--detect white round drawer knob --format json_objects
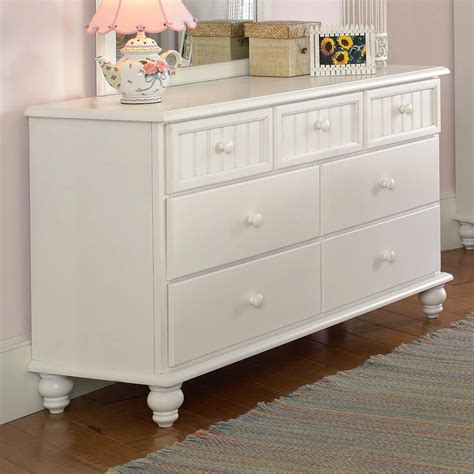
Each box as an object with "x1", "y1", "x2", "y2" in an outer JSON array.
[
  {"x1": 246, "y1": 213, "x2": 263, "y2": 227},
  {"x1": 250, "y1": 294, "x2": 264, "y2": 308},
  {"x1": 217, "y1": 140, "x2": 234, "y2": 154},
  {"x1": 381, "y1": 178, "x2": 396, "y2": 190},
  {"x1": 383, "y1": 250, "x2": 397, "y2": 263},
  {"x1": 399, "y1": 104, "x2": 413, "y2": 115},
  {"x1": 314, "y1": 119, "x2": 330, "y2": 132}
]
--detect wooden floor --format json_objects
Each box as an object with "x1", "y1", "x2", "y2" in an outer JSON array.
[{"x1": 1, "y1": 249, "x2": 473, "y2": 473}]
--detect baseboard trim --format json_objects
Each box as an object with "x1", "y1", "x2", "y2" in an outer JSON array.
[
  {"x1": 0, "y1": 336, "x2": 112, "y2": 425},
  {"x1": 441, "y1": 192, "x2": 462, "y2": 250}
]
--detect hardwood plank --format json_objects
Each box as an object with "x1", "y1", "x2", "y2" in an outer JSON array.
[
  {"x1": 384, "y1": 300, "x2": 470, "y2": 325},
  {"x1": 182, "y1": 385, "x2": 250, "y2": 422},
  {"x1": 0, "y1": 457, "x2": 31, "y2": 474},
  {"x1": 84, "y1": 383, "x2": 148, "y2": 405},
  {"x1": 64, "y1": 402, "x2": 164, "y2": 445},
  {"x1": 191, "y1": 373, "x2": 281, "y2": 408},
  {"x1": 441, "y1": 284, "x2": 474, "y2": 305},
  {"x1": 341, "y1": 318, "x2": 418, "y2": 345},
  {"x1": 0, "y1": 425, "x2": 99, "y2": 474},
  {"x1": 10, "y1": 411, "x2": 142, "y2": 472},
  {"x1": 248, "y1": 348, "x2": 339, "y2": 380},
  {"x1": 309, "y1": 327, "x2": 393, "y2": 357},
  {"x1": 276, "y1": 337, "x2": 367, "y2": 370},
  {"x1": 358, "y1": 308, "x2": 454, "y2": 335},
  {"x1": 459, "y1": 281, "x2": 474, "y2": 291},
  {"x1": 126, "y1": 434, "x2": 185, "y2": 457}
]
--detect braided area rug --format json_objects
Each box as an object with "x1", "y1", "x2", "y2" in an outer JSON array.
[{"x1": 110, "y1": 316, "x2": 474, "y2": 473}]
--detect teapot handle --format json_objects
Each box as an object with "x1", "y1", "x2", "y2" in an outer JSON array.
[{"x1": 161, "y1": 50, "x2": 183, "y2": 76}]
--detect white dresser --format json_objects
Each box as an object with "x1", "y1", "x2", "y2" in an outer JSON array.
[{"x1": 27, "y1": 65, "x2": 452, "y2": 427}]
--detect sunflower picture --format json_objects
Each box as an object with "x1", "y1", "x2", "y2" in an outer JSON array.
[{"x1": 319, "y1": 34, "x2": 367, "y2": 67}]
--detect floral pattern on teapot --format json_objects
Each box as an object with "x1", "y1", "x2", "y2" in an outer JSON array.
[{"x1": 96, "y1": 33, "x2": 182, "y2": 105}]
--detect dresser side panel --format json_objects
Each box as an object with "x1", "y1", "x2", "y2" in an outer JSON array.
[{"x1": 29, "y1": 118, "x2": 155, "y2": 373}]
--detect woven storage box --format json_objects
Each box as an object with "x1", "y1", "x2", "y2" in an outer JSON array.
[
  {"x1": 244, "y1": 21, "x2": 321, "y2": 77},
  {"x1": 188, "y1": 21, "x2": 251, "y2": 66}
]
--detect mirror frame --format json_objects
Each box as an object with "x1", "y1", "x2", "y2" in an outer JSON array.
[{"x1": 95, "y1": 0, "x2": 273, "y2": 96}]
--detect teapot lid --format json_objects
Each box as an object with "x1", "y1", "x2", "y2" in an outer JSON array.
[{"x1": 121, "y1": 33, "x2": 162, "y2": 55}]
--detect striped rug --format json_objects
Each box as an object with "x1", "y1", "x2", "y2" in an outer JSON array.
[{"x1": 110, "y1": 316, "x2": 474, "y2": 473}]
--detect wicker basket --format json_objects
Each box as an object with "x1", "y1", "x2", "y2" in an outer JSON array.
[
  {"x1": 188, "y1": 21, "x2": 251, "y2": 66},
  {"x1": 244, "y1": 21, "x2": 321, "y2": 77}
]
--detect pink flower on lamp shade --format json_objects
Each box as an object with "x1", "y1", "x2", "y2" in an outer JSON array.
[
  {"x1": 155, "y1": 59, "x2": 169, "y2": 73},
  {"x1": 144, "y1": 62, "x2": 158, "y2": 75}
]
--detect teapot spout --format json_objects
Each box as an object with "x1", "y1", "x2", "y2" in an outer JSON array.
[{"x1": 96, "y1": 56, "x2": 121, "y2": 90}]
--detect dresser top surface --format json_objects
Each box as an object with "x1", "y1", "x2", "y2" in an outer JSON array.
[{"x1": 26, "y1": 65, "x2": 449, "y2": 123}]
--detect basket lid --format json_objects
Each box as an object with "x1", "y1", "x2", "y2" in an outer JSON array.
[
  {"x1": 244, "y1": 21, "x2": 321, "y2": 39},
  {"x1": 188, "y1": 20, "x2": 252, "y2": 38}
]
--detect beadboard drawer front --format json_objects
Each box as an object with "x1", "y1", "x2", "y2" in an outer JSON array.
[
  {"x1": 167, "y1": 167, "x2": 320, "y2": 280},
  {"x1": 169, "y1": 243, "x2": 321, "y2": 367},
  {"x1": 166, "y1": 109, "x2": 273, "y2": 193},
  {"x1": 323, "y1": 207, "x2": 440, "y2": 312},
  {"x1": 274, "y1": 93, "x2": 363, "y2": 168},
  {"x1": 366, "y1": 79, "x2": 440, "y2": 149},
  {"x1": 321, "y1": 137, "x2": 440, "y2": 234}
]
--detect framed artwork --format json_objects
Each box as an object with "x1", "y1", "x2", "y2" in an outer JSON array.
[{"x1": 310, "y1": 25, "x2": 376, "y2": 77}]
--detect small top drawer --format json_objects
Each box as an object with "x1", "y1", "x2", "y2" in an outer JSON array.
[
  {"x1": 274, "y1": 92, "x2": 363, "y2": 169},
  {"x1": 365, "y1": 79, "x2": 440, "y2": 149},
  {"x1": 166, "y1": 109, "x2": 273, "y2": 193}
]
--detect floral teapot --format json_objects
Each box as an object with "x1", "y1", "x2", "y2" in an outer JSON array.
[{"x1": 97, "y1": 32, "x2": 182, "y2": 104}]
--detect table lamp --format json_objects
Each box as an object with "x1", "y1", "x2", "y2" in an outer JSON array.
[{"x1": 87, "y1": 0, "x2": 197, "y2": 104}]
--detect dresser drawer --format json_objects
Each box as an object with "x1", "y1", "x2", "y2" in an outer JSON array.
[
  {"x1": 167, "y1": 167, "x2": 320, "y2": 279},
  {"x1": 322, "y1": 207, "x2": 440, "y2": 312},
  {"x1": 169, "y1": 243, "x2": 321, "y2": 366},
  {"x1": 321, "y1": 137, "x2": 439, "y2": 234},
  {"x1": 274, "y1": 93, "x2": 363, "y2": 168},
  {"x1": 166, "y1": 109, "x2": 273, "y2": 193},
  {"x1": 366, "y1": 79, "x2": 440, "y2": 149}
]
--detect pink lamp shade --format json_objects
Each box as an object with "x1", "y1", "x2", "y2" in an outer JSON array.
[{"x1": 87, "y1": 0, "x2": 197, "y2": 35}]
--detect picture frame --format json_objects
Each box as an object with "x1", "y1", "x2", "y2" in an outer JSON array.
[{"x1": 310, "y1": 25, "x2": 376, "y2": 77}]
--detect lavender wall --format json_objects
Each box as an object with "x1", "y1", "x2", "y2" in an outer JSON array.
[
  {"x1": 0, "y1": 0, "x2": 456, "y2": 342},
  {"x1": 0, "y1": 0, "x2": 96, "y2": 341}
]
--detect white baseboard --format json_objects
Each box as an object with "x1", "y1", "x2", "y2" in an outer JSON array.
[
  {"x1": 440, "y1": 192, "x2": 462, "y2": 251},
  {"x1": 0, "y1": 336, "x2": 112, "y2": 425}
]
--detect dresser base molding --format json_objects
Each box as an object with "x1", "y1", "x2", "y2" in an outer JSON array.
[
  {"x1": 29, "y1": 272, "x2": 452, "y2": 423},
  {"x1": 38, "y1": 374, "x2": 74, "y2": 415}
]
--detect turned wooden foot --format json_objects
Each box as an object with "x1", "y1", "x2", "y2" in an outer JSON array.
[
  {"x1": 459, "y1": 222, "x2": 474, "y2": 250},
  {"x1": 419, "y1": 285, "x2": 447, "y2": 320},
  {"x1": 38, "y1": 374, "x2": 74, "y2": 414},
  {"x1": 147, "y1": 384, "x2": 184, "y2": 428}
]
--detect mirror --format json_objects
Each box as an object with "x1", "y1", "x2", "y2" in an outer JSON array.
[
  {"x1": 116, "y1": 1, "x2": 257, "y2": 68},
  {"x1": 95, "y1": 0, "x2": 341, "y2": 95}
]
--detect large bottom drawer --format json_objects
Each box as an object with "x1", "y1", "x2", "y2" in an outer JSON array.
[
  {"x1": 169, "y1": 243, "x2": 321, "y2": 367},
  {"x1": 322, "y1": 207, "x2": 440, "y2": 312}
]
